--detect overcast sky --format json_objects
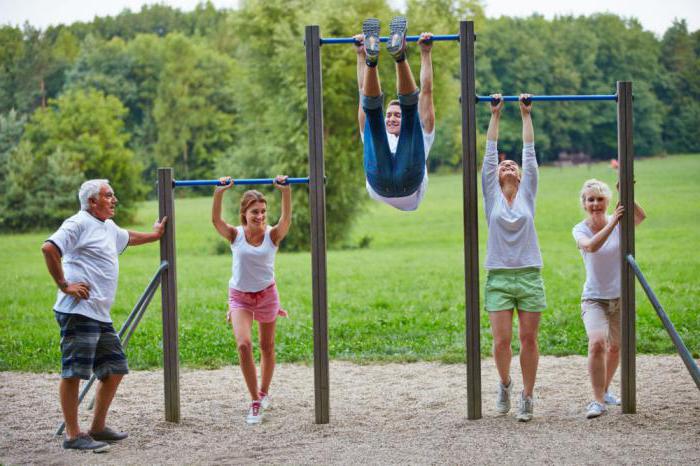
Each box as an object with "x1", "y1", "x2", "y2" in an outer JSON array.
[{"x1": 0, "y1": 0, "x2": 697, "y2": 37}]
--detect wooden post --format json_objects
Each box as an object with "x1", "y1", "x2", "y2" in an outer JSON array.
[
  {"x1": 460, "y1": 20, "x2": 482, "y2": 420},
  {"x1": 157, "y1": 168, "x2": 180, "y2": 422},
  {"x1": 617, "y1": 81, "x2": 636, "y2": 414},
  {"x1": 305, "y1": 25, "x2": 330, "y2": 424}
]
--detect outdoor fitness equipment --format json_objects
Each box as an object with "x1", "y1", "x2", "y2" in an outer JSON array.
[{"x1": 305, "y1": 20, "x2": 636, "y2": 422}]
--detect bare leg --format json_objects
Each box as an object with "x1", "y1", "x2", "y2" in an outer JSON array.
[
  {"x1": 231, "y1": 310, "x2": 259, "y2": 400},
  {"x1": 89, "y1": 374, "x2": 124, "y2": 432},
  {"x1": 489, "y1": 310, "x2": 514, "y2": 385},
  {"x1": 363, "y1": 64, "x2": 381, "y2": 98},
  {"x1": 259, "y1": 320, "x2": 277, "y2": 394},
  {"x1": 605, "y1": 341, "x2": 620, "y2": 393},
  {"x1": 395, "y1": 60, "x2": 418, "y2": 96},
  {"x1": 518, "y1": 310, "x2": 541, "y2": 397},
  {"x1": 588, "y1": 333, "x2": 608, "y2": 403},
  {"x1": 59, "y1": 377, "x2": 81, "y2": 439}
]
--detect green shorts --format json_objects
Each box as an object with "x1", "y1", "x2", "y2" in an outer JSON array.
[{"x1": 484, "y1": 268, "x2": 546, "y2": 312}]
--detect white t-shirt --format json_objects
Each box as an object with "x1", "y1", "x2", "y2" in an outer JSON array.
[
  {"x1": 572, "y1": 219, "x2": 621, "y2": 299},
  {"x1": 361, "y1": 127, "x2": 435, "y2": 211},
  {"x1": 481, "y1": 140, "x2": 543, "y2": 269},
  {"x1": 47, "y1": 210, "x2": 130, "y2": 323},
  {"x1": 229, "y1": 226, "x2": 278, "y2": 292}
]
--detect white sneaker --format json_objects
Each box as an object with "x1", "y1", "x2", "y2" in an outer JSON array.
[
  {"x1": 586, "y1": 400, "x2": 607, "y2": 419},
  {"x1": 514, "y1": 392, "x2": 534, "y2": 422},
  {"x1": 495, "y1": 379, "x2": 512, "y2": 414},
  {"x1": 259, "y1": 391, "x2": 272, "y2": 410},
  {"x1": 245, "y1": 401, "x2": 263, "y2": 425},
  {"x1": 604, "y1": 391, "x2": 621, "y2": 406}
]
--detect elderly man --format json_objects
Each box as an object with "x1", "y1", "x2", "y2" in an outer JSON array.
[{"x1": 41, "y1": 179, "x2": 166, "y2": 452}]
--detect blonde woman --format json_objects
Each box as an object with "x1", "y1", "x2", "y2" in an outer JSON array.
[{"x1": 572, "y1": 179, "x2": 645, "y2": 418}]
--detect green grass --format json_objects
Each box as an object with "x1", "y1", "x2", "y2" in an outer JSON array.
[{"x1": 1, "y1": 155, "x2": 699, "y2": 371}]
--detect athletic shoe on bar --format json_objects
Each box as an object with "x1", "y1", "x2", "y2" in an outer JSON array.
[
  {"x1": 246, "y1": 401, "x2": 263, "y2": 425},
  {"x1": 586, "y1": 400, "x2": 607, "y2": 419},
  {"x1": 604, "y1": 391, "x2": 621, "y2": 406},
  {"x1": 259, "y1": 391, "x2": 272, "y2": 410},
  {"x1": 387, "y1": 16, "x2": 408, "y2": 62},
  {"x1": 515, "y1": 391, "x2": 534, "y2": 422},
  {"x1": 362, "y1": 18, "x2": 380, "y2": 68},
  {"x1": 495, "y1": 378, "x2": 512, "y2": 414},
  {"x1": 63, "y1": 434, "x2": 110, "y2": 453}
]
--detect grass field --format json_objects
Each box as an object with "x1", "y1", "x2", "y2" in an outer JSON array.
[{"x1": 1, "y1": 155, "x2": 698, "y2": 371}]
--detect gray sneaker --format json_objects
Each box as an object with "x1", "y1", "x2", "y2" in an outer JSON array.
[
  {"x1": 586, "y1": 400, "x2": 607, "y2": 419},
  {"x1": 515, "y1": 392, "x2": 534, "y2": 422},
  {"x1": 495, "y1": 379, "x2": 512, "y2": 414},
  {"x1": 604, "y1": 391, "x2": 621, "y2": 406},
  {"x1": 63, "y1": 434, "x2": 110, "y2": 453},
  {"x1": 88, "y1": 427, "x2": 128, "y2": 442}
]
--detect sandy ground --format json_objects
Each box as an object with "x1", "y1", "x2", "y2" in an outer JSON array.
[{"x1": 1, "y1": 355, "x2": 699, "y2": 465}]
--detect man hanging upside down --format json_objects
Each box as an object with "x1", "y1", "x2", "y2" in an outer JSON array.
[{"x1": 354, "y1": 16, "x2": 435, "y2": 211}]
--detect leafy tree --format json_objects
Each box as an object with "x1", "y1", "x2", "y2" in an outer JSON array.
[
  {"x1": 19, "y1": 88, "x2": 143, "y2": 223},
  {"x1": 0, "y1": 110, "x2": 26, "y2": 197}
]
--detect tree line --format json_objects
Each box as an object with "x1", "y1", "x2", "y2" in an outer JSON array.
[{"x1": 0, "y1": 0, "x2": 697, "y2": 248}]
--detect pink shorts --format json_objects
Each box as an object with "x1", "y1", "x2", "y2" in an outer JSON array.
[{"x1": 227, "y1": 282, "x2": 288, "y2": 323}]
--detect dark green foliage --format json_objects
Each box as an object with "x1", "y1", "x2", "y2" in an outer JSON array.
[{"x1": 0, "y1": 3, "x2": 697, "y2": 236}]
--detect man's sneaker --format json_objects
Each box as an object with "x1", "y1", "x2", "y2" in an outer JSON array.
[
  {"x1": 245, "y1": 401, "x2": 263, "y2": 425},
  {"x1": 362, "y1": 18, "x2": 380, "y2": 68},
  {"x1": 495, "y1": 379, "x2": 512, "y2": 414},
  {"x1": 62, "y1": 434, "x2": 110, "y2": 453},
  {"x1": 88, "y1": 427, "x2": 128, "y2": 442},
  {"x1": 259, "y1": 391, "x2": 272, "y2": 410},
  {"x1": 586, "y1": 400, "x2": 607, "y2": 419},
  {"x1": 514, "y1": 392, "x2": 534, "y2": 422},
  {"x1": 604, "y1": 391, "x2": 621, "y2": 406},
  {"x1": 387, "y1": 16, "x2": 408, "y2": 62}
]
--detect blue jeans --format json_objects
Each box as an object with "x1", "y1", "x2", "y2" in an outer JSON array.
[{"x1": 362, "y1": 91, "x2": 425, "y2": 198}]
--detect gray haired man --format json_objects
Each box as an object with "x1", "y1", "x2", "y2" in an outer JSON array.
[{"x1": 41, "y1": 179, "x2": 167, "y2": 452}]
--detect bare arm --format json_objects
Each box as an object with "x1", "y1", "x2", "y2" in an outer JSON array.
[
  {"x1": 634, "y1": 201, "x2": 646, "y2": 226},
  {"x1": 578, "y1": 206, "x2": 623, "y2": 253},
  {"x1": 41, "y1": 242, "x2": 90, "y2": 299},
  {"x1": 128, "y1": 216, "x2": 167, "y2": 246},
  {"x1": 212, "y1": 177, "x2": 237, "y2": 242},
  {"x1": 354, "y1": 34, "x2": 366, "y2": 134},
  {"x1": 270, "y1": 175, "x2": 292, "y2": 246},
  {"x1": 486, "y1": 93, "x2": 503, "y2": 141},
  {"x1": 418, "y1": 33, "x2": 435, "y2": 133}
]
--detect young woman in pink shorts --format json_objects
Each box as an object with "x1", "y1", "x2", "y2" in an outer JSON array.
[{"x1": 212, "y1": 175, "x2": 292, "y2": 425}]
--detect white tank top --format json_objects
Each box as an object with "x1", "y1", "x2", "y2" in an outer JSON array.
[{"x1": 228, "y1": 226, "x2": 277, "y2": 292}]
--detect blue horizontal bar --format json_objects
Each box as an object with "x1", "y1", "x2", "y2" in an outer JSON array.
[
  {"x1": 476, "y1": 94, "x2": 617, "y2": 102},
  {"x1": 174, "y1": 177, "x2": 310, "y2": 187},
  {"x1": 321, "y1": 34, "x2": 459, "y2": 44}
]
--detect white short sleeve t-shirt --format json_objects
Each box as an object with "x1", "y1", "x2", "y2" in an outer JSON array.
[
  {"x1": 361, "y1": 127, "x2": 435, "y2": 211},
  {"x1": 572, "y1": 219, "x2": 621, "y2": 299},
  {"x1": 47, "y1": 210, "x2": 129, "y2": 323}
]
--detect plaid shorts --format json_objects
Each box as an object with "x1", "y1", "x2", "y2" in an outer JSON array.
[{"x1": 54, "y1": 311, "x2": 129, "y2": 380}]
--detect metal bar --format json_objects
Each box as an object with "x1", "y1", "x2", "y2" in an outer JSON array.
[
  {"x1": 56, "y1": 261, "x2": 168, "y2": 436},
  {"x1": 627, "y1": 255, "x2": 700, "y2": 390},
  {"x1": 460, "y1": 20, "x2": 482, "y2": 420},
  {"x1": 158, "y1": 168, "x2": 181, "y2": 422},
  {"x1": 617, "y1": 81, "x2": 636, "y2": 414},
  {"x1": 174, "y1": 177, "x2": 310, "y2": 187},
  {"x1": 321, "y1": 34, "x2": 459, "y2": 44},
  {"x1": 305, "y1": 25, "x2": 330, "y2": 424},
  {"x1": 476, "y1": 95, "x2": 617, "y2": 102}
]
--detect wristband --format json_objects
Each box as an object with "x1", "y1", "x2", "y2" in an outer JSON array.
[{"x1": 58, "y1": 281, "x2": 68, "y2": 290}]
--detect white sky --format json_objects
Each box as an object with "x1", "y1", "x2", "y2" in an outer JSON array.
[{"x1": 0, "y1": 0, "x2": 697, "y2": 37}]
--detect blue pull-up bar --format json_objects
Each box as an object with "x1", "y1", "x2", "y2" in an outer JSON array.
[
  {"x1": 321, "y1": 34, "x2": 459, "y2": 44},
  {"x1": 477, "y1": 94, "x2": 618, "y2": 103},
  {"x1": 173, "y1": 177, "x2": 310, "y2": 187}
]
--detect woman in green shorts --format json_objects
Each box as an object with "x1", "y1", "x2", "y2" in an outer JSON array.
[{"x1": 481, "y1": 94, "x2": 545, "y2": 422}]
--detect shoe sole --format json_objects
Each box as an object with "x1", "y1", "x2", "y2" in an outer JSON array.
[
  {"x1": 362, "y1": 18, "x2": 380, "y2": 62},
  {"x1": 515, "y1": 415, "x2": 533, "y2": 422},
  {"x1": 387, "y1": 16, "x2": 408, "y2": 58}
]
